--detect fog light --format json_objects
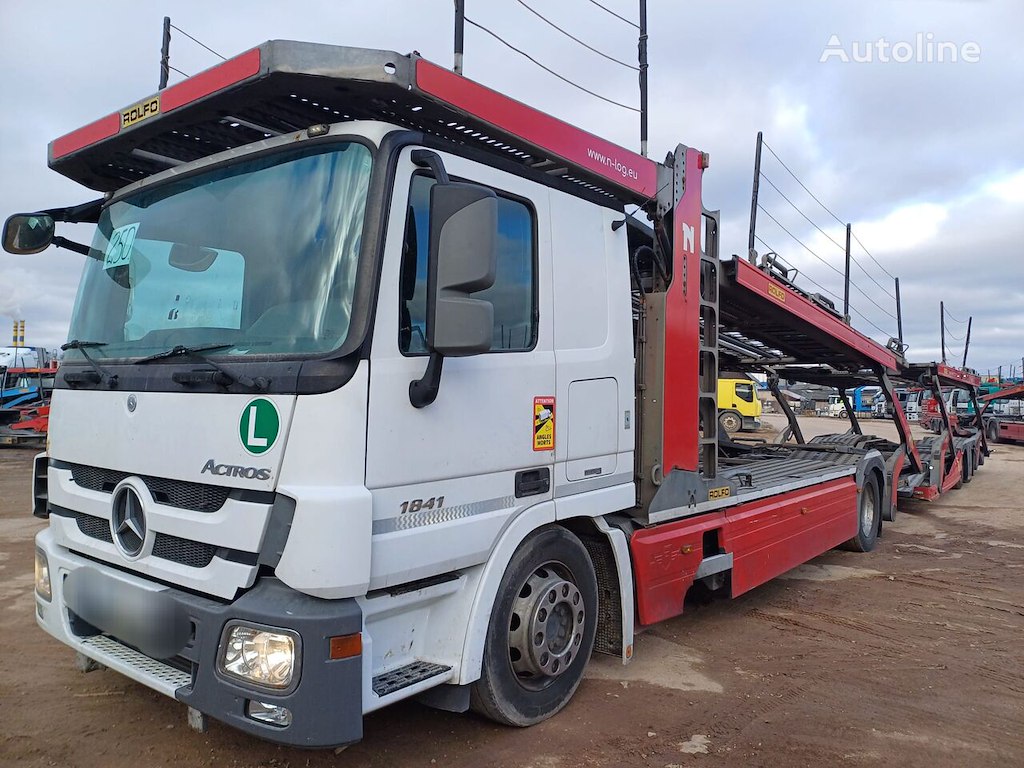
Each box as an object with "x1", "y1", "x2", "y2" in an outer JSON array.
[
  {"x1": 219, "y1": 623, "x2": 298, "y2": 689},
  {"x1": 35, "y1": 548, "x2": 51, "y2": 601},
  {"x1": 247, "y1": 700, "x2": 293, "y2": 727}
]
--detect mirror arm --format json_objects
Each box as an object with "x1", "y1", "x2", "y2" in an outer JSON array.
[
  {"x1": 44, "y1": 197, "x2": 104, "y2": 224},
  {"x1": 409, "y1": 351, "x2": 445, "y2": 409},
  {"x1": 411, "y1": 150, "x2": 450, "y2": 184},
  {"x1": 52, "y1": 236, "x2": 92, "y2": 257}
]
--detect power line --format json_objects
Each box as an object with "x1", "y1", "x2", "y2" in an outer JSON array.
[
  {"x1": 760, "y1": 173, "x2": 845, "y2": 252},
  {"x1": 850, "y1": 230, "x2": 895, "y2": 280},
  {"x1": 757, "y1": 204, "x2": 899, "y2": 323},
  {"x1": 584, "y1": 0, "x2": 640, "y2": 29},
  {"x1": 758, "y1": 173, "x2": 896, "y2": 301},
  {"x1": 515, "y1": 0, "x2": 638, "y2": 70},
  {"x1": 943, "y1": 307, "x2": 967, "y2": 324},
  {"x1": 754, "y1": 233, "x2": 891, "y2": 340},
  {"x1": 465, "y1": 17, "x2": 639, "y2": 112},
  {"x1": 169, "y1": 24, "x2": 226, "y2": 61},
  {"x1": 762, "y1": 140, "x2": 844, "y2": 226},
  {"x1": 168, "y1": 65, "x2": 190, "y2": 78}
]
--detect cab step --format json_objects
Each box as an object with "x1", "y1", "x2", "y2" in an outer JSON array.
[{"x1": 372, "y1": 661, "x2": 452, "y2": 697}]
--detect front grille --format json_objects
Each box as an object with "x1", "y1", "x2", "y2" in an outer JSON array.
[
  {"x1": 68, "y1": 463, "x2": 230, "y2": 513},
  {"x1": 151, "y1": 534, "x2": 216, "y2": 569},
  {"x1": 75, "y1": 512, "x2": 216, "y2": 568},
  {"x1": 76, "y1": 514, "x2": 113, "y2": 542}
]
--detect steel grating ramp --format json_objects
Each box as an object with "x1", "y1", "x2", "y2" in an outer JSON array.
[{"x1": 718, "y1": 456, "x2": 856, "y2": 496}]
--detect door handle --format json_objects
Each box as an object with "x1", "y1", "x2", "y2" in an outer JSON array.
[{"x1": 515, "y1": 468, "x2": 550, "y2": 498}]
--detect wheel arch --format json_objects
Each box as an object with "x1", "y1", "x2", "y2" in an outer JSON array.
[
  {"x1": 456, "y1": 505, "x2": 635, "y2": 686},
  {"x1": 854, "y1": 452, "x2": 886, "y2": 534}
]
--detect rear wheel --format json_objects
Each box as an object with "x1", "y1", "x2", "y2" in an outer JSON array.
[
  {"x1": 471, "y1": 526, "x2": 598, "y2": 727},
  {"x1": 962, "y1": 449, "x2": 974, "y2": 484},
  {"x1": 843, "y1": 476, "x2": 880, "y2": 552},
  {"x1": 719, "y1": 410, "x2": 742, "y2": 433}
]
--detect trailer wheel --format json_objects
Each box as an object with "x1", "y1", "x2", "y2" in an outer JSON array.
[
  {"x1": 719, "y1": 411, "x2": 742, "y2": 433},
  {"x1": 962, "y1": 449, "x2": 974, "y2": 484},
  {"x1": 470, "y1": 526, "x2": 598, "y2": 727},
  {"x1": 843, "y1": 476, "x2": 880, "y2": 553},
  {"x1": 987, "y1": 420, "x2": 998, "y2": 441}
]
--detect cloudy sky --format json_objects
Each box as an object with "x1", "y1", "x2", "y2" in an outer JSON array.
[{"x1": 1, "y1": 0, "x2": 1021, "y2": 376}]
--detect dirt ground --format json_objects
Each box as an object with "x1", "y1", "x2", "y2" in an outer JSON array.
[{"x1": 2, "y1": 415, "x2": 1022, "y2": 768}]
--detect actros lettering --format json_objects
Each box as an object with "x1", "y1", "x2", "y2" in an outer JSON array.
[{"x1": 201, "y1": 459, "x2": 271, "y2": 480}]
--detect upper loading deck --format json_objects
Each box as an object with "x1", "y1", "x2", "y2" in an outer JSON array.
[{"x1": 50, "y1": 40, "x2": 661, "y2": 204}]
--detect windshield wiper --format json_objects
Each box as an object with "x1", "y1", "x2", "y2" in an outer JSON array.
[
  {"x1": 60, "y1": 340, "x2": 117, "y2": 388},
  {"x1": 136, "y1": 344, "x2": 268, "y2": 391}
]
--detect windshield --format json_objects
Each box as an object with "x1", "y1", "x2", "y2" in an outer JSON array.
[{"x1": 66, "y1": 141, "x2": 372, "y2": 360}]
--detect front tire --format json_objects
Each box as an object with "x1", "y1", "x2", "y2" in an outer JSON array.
[
  {"x1": 470, "y1": 526, "x2": 598, "y2": 727},
  {"x1": 843, "y1": 476, "x2": 880, "y2": 552},
  {"x1": 719, "y1": 410, "x2": 742, "y2": 433}
]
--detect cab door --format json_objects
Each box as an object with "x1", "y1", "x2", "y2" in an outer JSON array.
[{"x1": 363, "y1": 147, "x2": 555, "y2": 589}]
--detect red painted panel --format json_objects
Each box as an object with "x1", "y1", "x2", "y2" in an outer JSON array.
[
  {"x1": 161, "y1": 48, "x2": 261, "y2": 112},
  {"x1": 733, "y1": 259, "x2": 899, "y2": 371},
  {"x1": 415, "y1": 59, "x2": 658, "y2": 199},
  {"x1": 50, "y1": 113, "x2": 121, "y2": 160},
  {"x1": 630, "y1": 478, "x2": 858, "y2": 626},
  {"x1": 934, "y1": 363, "x2": 981, "y2": 387},
  {"x1": 630, "y1": 512, "x2": 725, "y2": 626},
  {"x1": 661, "y1": 148, "x2": 704, "y2": 473},
  {"x1": 50, "y1": 48, "x2": 261, "y2": 162},
  {"x1": 726, "y1": 479, "x2": 858, "y2": 596},
  {"x1": 999, "y1": 422, "x2": 1024, "y2": 440}
]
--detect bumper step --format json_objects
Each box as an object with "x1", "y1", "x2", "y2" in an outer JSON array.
[
  {"x1": 372, "y1": 661, "x2": 451, "y2": 697},
  {"x1": 79, "y1": 634, "x2": 192, "y2": 694}
]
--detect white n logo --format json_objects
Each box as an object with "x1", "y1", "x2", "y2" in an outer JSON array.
[{"x1": 682, "y1": 223, "x2": 696, "y2": 254}]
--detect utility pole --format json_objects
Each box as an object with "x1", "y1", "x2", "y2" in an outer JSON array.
[
  {"x1": 454, "y1": 0, "x2": 465, "y2": 74},
  {"x1": 843, "y1": 224, "x2": 851, "y2": 322},
  {"x1": 961, "y1": 316, "x2": 972, "y2": 368},
  {"x1": 747, "y1": 131, "x2": 763, "y2": 263},
  {"x1": 894, "y1": 277, "x2": 903, "y2": 346},
  {"x1": 940, "y1": 301, "x2": 946, "y2": 364},
  {"x1": 638, "y1": 0, "x2": 648, "y2": 157},
  {"x1": 159, "y1": 16, "x2": 171, "y2": 89}
]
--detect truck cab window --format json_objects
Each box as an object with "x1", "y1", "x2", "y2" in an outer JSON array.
[
  {"x1": 736, "y1": 382, "x2": 755, "y2": 402},
  {"x1": 400, "y1": 172, "x2": 537, "y2": 355}
]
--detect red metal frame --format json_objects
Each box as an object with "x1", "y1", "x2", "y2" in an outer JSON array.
[
  {"x1": 661, "y1": 148, "x2": 705, "y2": 473},
  {"x1": 414, "y1": 59, "x2": 659, "y2": 200},
  {"x1": 50, "y1": 48, "x2": 261, "y2": 161},
  {"x1": 732, "y1": 259, "x2": 900, "y2": 371},
  {"x1": 631, "y1": 477, "x2": 858, "y2": 626}
]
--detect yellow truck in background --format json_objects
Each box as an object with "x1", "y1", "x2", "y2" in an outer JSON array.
[{"x1": 718, "y1": 377, "x2": 762, "y2": 433}]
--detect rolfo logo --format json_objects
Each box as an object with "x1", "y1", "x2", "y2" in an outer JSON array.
[{"x1": 820, "y1": 33, "x2": 981, "y2": 64}]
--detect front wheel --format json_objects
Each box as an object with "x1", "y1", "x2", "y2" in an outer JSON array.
[
  {"x1": 843, "y1": 476, "x2": 880, "y2": 552},
  {"x1": 471, "y1": 526, "x2": 598, "y2": 727},
  {"x1": 719, "y1": 410, "x2": 742, "y2": 433}
]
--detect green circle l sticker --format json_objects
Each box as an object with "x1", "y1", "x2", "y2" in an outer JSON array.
[{"x1": 239, "y1": 398, "x2": 280, "y2": 455}]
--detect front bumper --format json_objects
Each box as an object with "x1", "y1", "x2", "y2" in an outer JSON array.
[{"x1": 35, "y1": 528, "x2": 364, "y2": 748}]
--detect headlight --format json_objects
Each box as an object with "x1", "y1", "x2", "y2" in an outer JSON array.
[
  {"x1": 219, "y1": 623, "x2": 299, "y2": 689},
  {"x1": 35, "y1": 549, "x2": 51, "y2": 601}
]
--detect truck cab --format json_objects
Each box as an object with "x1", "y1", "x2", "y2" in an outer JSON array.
[{"x1": 717, "y1": 377, "x2": 761, "y2": 432}]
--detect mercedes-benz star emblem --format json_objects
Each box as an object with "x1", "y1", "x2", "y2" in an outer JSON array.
[
  {"x1": 127, "y1": 394, "x2": 137, "y2": 413},
  {"x1": 111, "y1": 486, "x2": 146, "y2": 558}
]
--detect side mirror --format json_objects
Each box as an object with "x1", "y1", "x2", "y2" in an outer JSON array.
[
  {"x1": 426, "y1": 183, "x2": 498, "y2": 356},
  {"x1": 408, "y1": 159, "x2": 499, "y2": 409},
  {"x1": 3, "y1": 213, "x2": 55, "y2": 254}
]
